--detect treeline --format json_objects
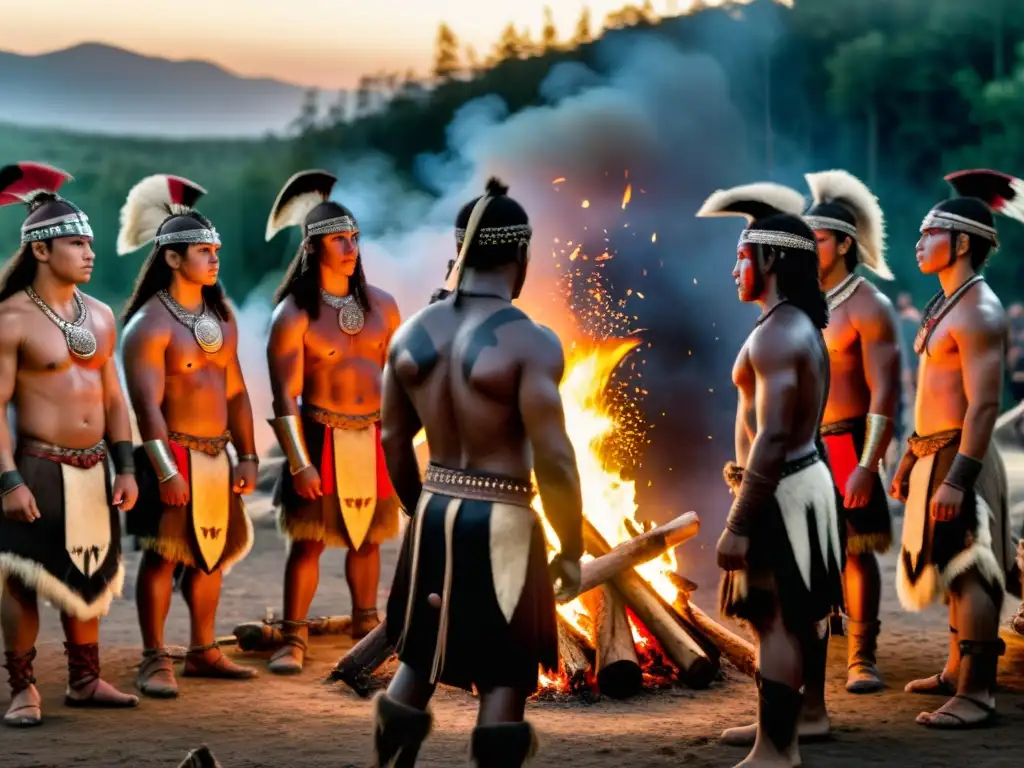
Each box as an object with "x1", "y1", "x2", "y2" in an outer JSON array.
[{"x1": 2, "y1": 0, "x2": 1024, "y2": 313}]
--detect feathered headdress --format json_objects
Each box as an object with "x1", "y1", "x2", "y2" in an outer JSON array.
[
  {"x1": 116, "y1": 174, "x2": 217, "y2": 255},
  {"x1": 265, "y1": 170, "x2": 356, "y2": 242},
  {"x1": 0, "y1": 162, "x2": 92, "y2": 243},
  {"x1": 804, "y1": 169, "x2": 891, "y2": 280},
  {"x1": 696, "y1": 182, "x2": 816, "y2": 253}
]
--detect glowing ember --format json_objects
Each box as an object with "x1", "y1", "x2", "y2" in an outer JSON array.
[
  {"x1": 621, "y1": 184, "x2": 632, "y2": 209},
  {"x1": 552, "y1": 177, "x2": 566, "y2": 184},
  {"x1": 581, "y1": 199, "x2": 591, "y2": 208}
]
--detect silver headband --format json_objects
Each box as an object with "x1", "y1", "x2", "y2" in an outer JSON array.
[
  {"x1": 920, "y1": 209, "x2": 998, "y2": 245},
  {"x1": 454, "y1": 223, "x2": 533, "y2": 246},
  {"x1": 153, "y1": 228, "x2": 221, "y2": 248},
  {"x1": 21, "y1": 212, "x2": 93, "y2": 244},
  {"x1": 802, "y1": 215, "x2": 857, "y2": 239},
  {"x1": 306, "y1": 215, "x2": 357, "y2": 237},
  {"x1": 740, "y1": 228, "x2": 817, "y2": 252}
]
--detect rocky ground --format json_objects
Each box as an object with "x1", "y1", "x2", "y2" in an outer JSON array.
[{"x1": 3, "y1": 443, "x2": 1024, "y2": 767}]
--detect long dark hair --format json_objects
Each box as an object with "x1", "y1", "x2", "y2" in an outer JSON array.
[
  {"x1": 0, "y1": 242, "x2": 42, "y2": 303},
  {"x1": 121, "y1": 243, "x2": 231, "y2": 324},
  {"x1": 272, "y1": 235, "x2": 371, "y2": 320},
  {"x1": 770, "y1": 245, "x2": 829, "y2": 330}
]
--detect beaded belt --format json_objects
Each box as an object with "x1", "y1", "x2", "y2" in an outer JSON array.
[
  {"x1": 422, "y1": 463, "x2": 536, "y2": 506},
  {"x1": 907, "y1": 429, "x2": 961, "y2": 458},
  {"x1": 168, "y1": 431, "x2": 231, "y2": 457},
  {"x1": 305, "y1": 405, "x2": 379, "y2": 431},
  {"x1": 18, "y1": 437, "x2": 107, "y2": 469},
  {"x1": 820, "y1": 418, "x2": 861, "y2": 437},
  {"x1": 721, "y1": 450, "x2": 820, "y2": 493}
]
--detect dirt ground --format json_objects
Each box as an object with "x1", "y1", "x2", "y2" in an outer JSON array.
[{"x1": 3, "y1": 452, "x2": 1024, "y2": 767}]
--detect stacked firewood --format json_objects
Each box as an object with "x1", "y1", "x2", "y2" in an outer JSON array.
[{"x1": 329, "y1": 511, "x2": 756, "y2": 700}]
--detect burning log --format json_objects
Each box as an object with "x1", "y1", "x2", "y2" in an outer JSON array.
[
  {"x1": 556, "y1": 615, "x2": 594, "y2": 694},
  {"x1": 582, "y1": 518, "x2": 717, "y2": 689},
  {"x1": 328, "y1": 513, "x2": 697, "y2": 694},
  {"x1": 576, "y1": 511, "x2": 699, "y2": 595},
  {"x1": 580, "y1": 583, "x2": 642, "y2": 699},
  {"x1": 672, "y1": 594, "x2": 756, "y2": 679},
  {"x1": 232, "y1": 615, "x2": 353, "y2": 652}
]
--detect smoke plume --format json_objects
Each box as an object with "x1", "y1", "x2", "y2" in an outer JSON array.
[{"x1": 235, "y1": 28, "x2": 779, "y2": 578}]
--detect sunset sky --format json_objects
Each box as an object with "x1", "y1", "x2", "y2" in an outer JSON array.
[{"x1": 0, "y1": 0, "x2": 731, "y2": 89}]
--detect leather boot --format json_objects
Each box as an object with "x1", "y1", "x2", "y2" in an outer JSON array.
[
  {"x1": 469, "y1": 721, "x2": 537, "y2": 767},
  {"x1": 3, "y1": 648, "x2": 41, "y2": 727},
  {"x1": 846, "y1": 619, "x2": 884, "y2": 693},
  {"x1": 372, "y1": 692, "x2": 432, "y2": 767}
]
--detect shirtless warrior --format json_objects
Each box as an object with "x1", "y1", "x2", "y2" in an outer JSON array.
[
  {"x1": 118, "y1": 174, "x2": 258, "y2": 697},
  {"x1": 0, "y1": 162, "x2": 140, "y2": 726},
  {"x1": 697, "y1": 182, "x2": 843, "y2": 767},
  {"x1": 265, "y1": 170, "x2": 402, "y2": 673},
  {"x1": 371, "y1": 178, "x2": 583, "y2": 767},
  {"x1": 892, "y1": 169, "x2": 1020, "y2": 729},
  {"x1": 805, "y1": 172, "x2": 900, "y2": 696}
]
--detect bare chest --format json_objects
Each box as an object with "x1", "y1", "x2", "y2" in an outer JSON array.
[
  {"x1": 732, "y1": 344, "x2": 755, "y2": 400},
  {"x1": 304, "y1": 306, "x2": 390, "y2": 367},
  {"x1": 164, "y1": 321, "x2": 232, "y2": 377},
  {"x1": 822, "y1": 305, "x2": 859, "y2": 356},
  {"x1": 19, "y1": 311, "x2": 111, "y2": 375}
]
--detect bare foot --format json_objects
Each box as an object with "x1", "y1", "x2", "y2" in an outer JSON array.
[
  {"x1": 904, "y1": 672, "x2": 957, "y2": 696},
  {"x1": 720, "y1": 713, "x2": 830, "y2": 747},
  {"x1": 916, "y1": 694, "x2": 997, "y2": 729},
  {"x1": 65, "y1": 678, "x2": 140, "y2": 708},
  {"x1": 3, "y1": 684, "x2": 42, "y2": 727},
  {"x1": 734, "y1": 745, "x2": 794, "y2": 768}
]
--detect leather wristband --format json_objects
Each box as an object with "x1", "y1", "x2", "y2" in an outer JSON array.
[
  {"x1": 726, "y1": 468, "x2": 777, "y2": 537},
  {"x1": 238, "y1": 453, "x2": 259, "y2": 465},
  {"x1": 110, "y1": 441, "x2": 135, "y2": 475},
  {"x1": 943, "y1": 452, "x2": 984, "y2": 492},
  {"x1": 1, "y1": 469, "x2": 25, "y2": 497}
]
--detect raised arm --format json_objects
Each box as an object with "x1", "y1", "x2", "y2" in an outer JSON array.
[
  {"x1": 853, "y1": 292, "x2": 901, "y2": 469},
  {"x1": 380, "y1": 341, "x2": 423, "y2": 514},
  {"x1": 518, "y1": 328, "x2": 582, "y2": 563}
]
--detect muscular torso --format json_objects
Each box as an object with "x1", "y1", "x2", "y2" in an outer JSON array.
[
  {"x1": 270, "y1": 285, "x2": 399, "y2": 419},
  {"x1": 128, "y1": 297, "x2": 238, "y2": 438},
  {"x1": 732, "y1": 305, "x2": 828, "y2": 467},
  {"x1": 389, "y1": 298, "x2": 540, "y2": 479},
  {"x1": 915, "y1": 281, "x2": 1005, "y2": 435},
  {"x1": 4, "y1": 291, "x2": 116, "y2": 449},
  {"x1": 301, "y1": 289, "x2": 393, "y2": 416}
]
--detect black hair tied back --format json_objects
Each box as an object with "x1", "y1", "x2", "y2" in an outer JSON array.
[{"x1": 486, "y1": 177, "x2": 509, "y2": 197}]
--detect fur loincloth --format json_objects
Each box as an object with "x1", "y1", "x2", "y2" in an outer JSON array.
[
  {"x1": 278, "y1": 407, "x2": 400, "y2": 550},
  {"x1": 130, "y1": 432, "x2": 253, "y2": 574},
  {"x1": 719, "y1": 452, "x2": 845, "y2": 633},
  {"x1": 0, "y1": 438, "x2": 124, "y2": 620},
  {"x1": 385, "y1": 464, "x2": 557, "y2": 694},
  {"x1": 896, "y1": 430, "x2": 1013, "y2": 611},
  {"x1": 821, "y1": 417, "x2": 893, "y2": 555}
]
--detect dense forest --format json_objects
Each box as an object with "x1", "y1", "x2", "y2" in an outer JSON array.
[{"x1": 1, "y1": 0, "x2": 1023, "y2": 312}]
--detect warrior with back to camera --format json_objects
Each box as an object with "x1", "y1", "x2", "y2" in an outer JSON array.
[
  {"x1": 119, "y1": 174, "x2": 259, "y2": 698},
  {"x1": 264, "y1": 170, "x2": 402, "y2": 674},
  {"x1": 0, "y1": 162, "x2": 140, "y2": 727},
  {"x1": 369, "y1": 178, "x2": 584, "y2": 767},
  {"x1": 697, "y1": 181, "x2": 843, "y2": 768}
]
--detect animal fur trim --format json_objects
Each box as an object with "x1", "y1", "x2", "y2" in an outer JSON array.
[
  {"x1": 775, "y1": 460, "x2": 843, "y2": 592},
  {"x1": 0, "y1": 555, "x2": 124, "y2": 620},
  {"x1": 116, "y1": 174, "x2": 207, "y2": 255}
]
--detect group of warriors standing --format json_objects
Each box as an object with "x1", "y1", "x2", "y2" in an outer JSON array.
[{"x1": 0, "y1": 156, "x2": 1021, "y2": 768}]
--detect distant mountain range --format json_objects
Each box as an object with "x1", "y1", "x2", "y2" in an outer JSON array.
[{"x1": 0, "y1": 43, "x2": 321, "y2": 138}]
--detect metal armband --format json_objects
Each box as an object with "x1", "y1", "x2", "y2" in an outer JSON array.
[
  {"x1": 144, "y1": 440, "x2": 179, "y2": 484},
  {"x1": 269, "y1": 416, "x2": 312, "y2": 475},
  {"x1": 858, "y1": 413, "x2": 891, "y2": 471}
]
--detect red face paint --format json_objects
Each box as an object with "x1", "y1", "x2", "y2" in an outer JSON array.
[{"x1": 733, "y1": 243, "x2": 761, "y2": 302}]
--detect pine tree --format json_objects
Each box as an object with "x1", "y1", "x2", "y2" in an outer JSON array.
[
  {"x1": 290, "y1": 88, "x2": 320, "y2": 134},
  {"x1": 542, "y1": 6, "x2": 559, "y2": 51},
  {"x1": 433, "y1": 23, "x2": 461, "y2": 80},
  {"x1": 573, "y1": 7, "x2": 593, "y2": 45},
  {"x1": 493, "y1": 23, "x2": 523, "y2": 62}
]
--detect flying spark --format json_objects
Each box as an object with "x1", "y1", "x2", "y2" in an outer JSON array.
[{"x1": 622, "y1": 184, "x2": 632, "y2": 209}]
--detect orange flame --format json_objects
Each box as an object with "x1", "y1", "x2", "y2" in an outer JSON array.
[{"x1": 621, "y1": 184, "x2": 632, "y2": 209}]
